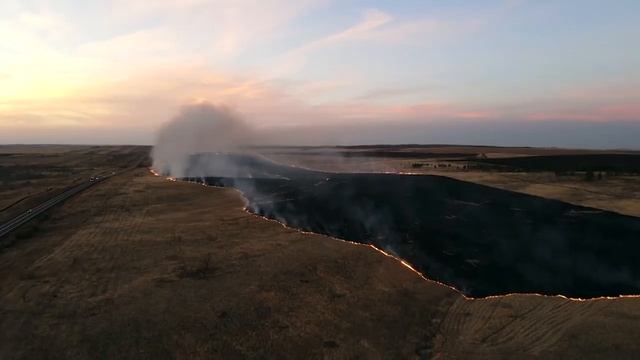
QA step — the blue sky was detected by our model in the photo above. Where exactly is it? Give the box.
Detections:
[0,0,638,147]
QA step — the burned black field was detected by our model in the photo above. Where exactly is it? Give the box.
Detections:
[183,154,640,298]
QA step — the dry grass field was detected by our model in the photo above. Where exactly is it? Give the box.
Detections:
[1,146,639,358]
[0,145,149,223]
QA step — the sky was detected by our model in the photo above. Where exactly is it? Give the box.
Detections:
[0,0,639,148]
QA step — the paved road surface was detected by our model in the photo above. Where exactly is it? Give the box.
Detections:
[0,176,108,239]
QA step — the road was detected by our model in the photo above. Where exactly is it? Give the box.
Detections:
[0,176,109,239]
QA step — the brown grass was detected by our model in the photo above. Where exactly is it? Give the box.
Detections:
[0,145,149,223]
[0,146,639,358]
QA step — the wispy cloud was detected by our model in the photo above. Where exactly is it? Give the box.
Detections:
[299,8,393,52]
[0,0,638,146]
[266,8,393,77]
[354,86,432,101]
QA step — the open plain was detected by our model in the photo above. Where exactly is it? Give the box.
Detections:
[1,145,640,359]
[0,145,148,224]
[264,145,640,217]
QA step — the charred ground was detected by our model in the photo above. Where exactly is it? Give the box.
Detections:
[185,153,640,298]
[2,145,640,358]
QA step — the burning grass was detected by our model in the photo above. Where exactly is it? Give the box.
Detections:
[152,152,640,300]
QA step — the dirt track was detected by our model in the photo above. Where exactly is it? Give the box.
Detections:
[1,169,639,359]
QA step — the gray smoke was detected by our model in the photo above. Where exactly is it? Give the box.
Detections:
[151,103,256,177]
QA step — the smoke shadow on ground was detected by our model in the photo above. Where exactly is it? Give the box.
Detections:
[182,153,640,298]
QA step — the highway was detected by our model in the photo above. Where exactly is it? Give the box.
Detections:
[0,176,108,239]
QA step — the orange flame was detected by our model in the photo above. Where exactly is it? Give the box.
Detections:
[149,167,177,181]
[155,173,640,303]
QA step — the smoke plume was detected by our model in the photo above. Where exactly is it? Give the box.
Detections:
[149,102,640,299]
[152,103,255,177]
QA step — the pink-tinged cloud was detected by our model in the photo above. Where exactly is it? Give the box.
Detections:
[524,103,640,122]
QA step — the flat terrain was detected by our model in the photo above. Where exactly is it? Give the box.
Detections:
[190,154,640,298]
[263,145,640,217]
[0,145,149,223]
[1,146,639,358]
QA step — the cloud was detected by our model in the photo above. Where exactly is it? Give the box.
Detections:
[76,28,178,61]
[291,8,393,54]
[18,11,72,33]
[267,8,392,77]
[312,8,392,46]
[108,0,325,59]
[364,17,484,44]
[525,105,640,122]
[354,86,431,101]
[0,0,638,147]
[2,56,636,143]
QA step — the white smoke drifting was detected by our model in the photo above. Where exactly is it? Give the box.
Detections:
[151,103,256,177]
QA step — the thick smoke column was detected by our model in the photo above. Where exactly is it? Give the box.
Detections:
[152,103,255,177]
